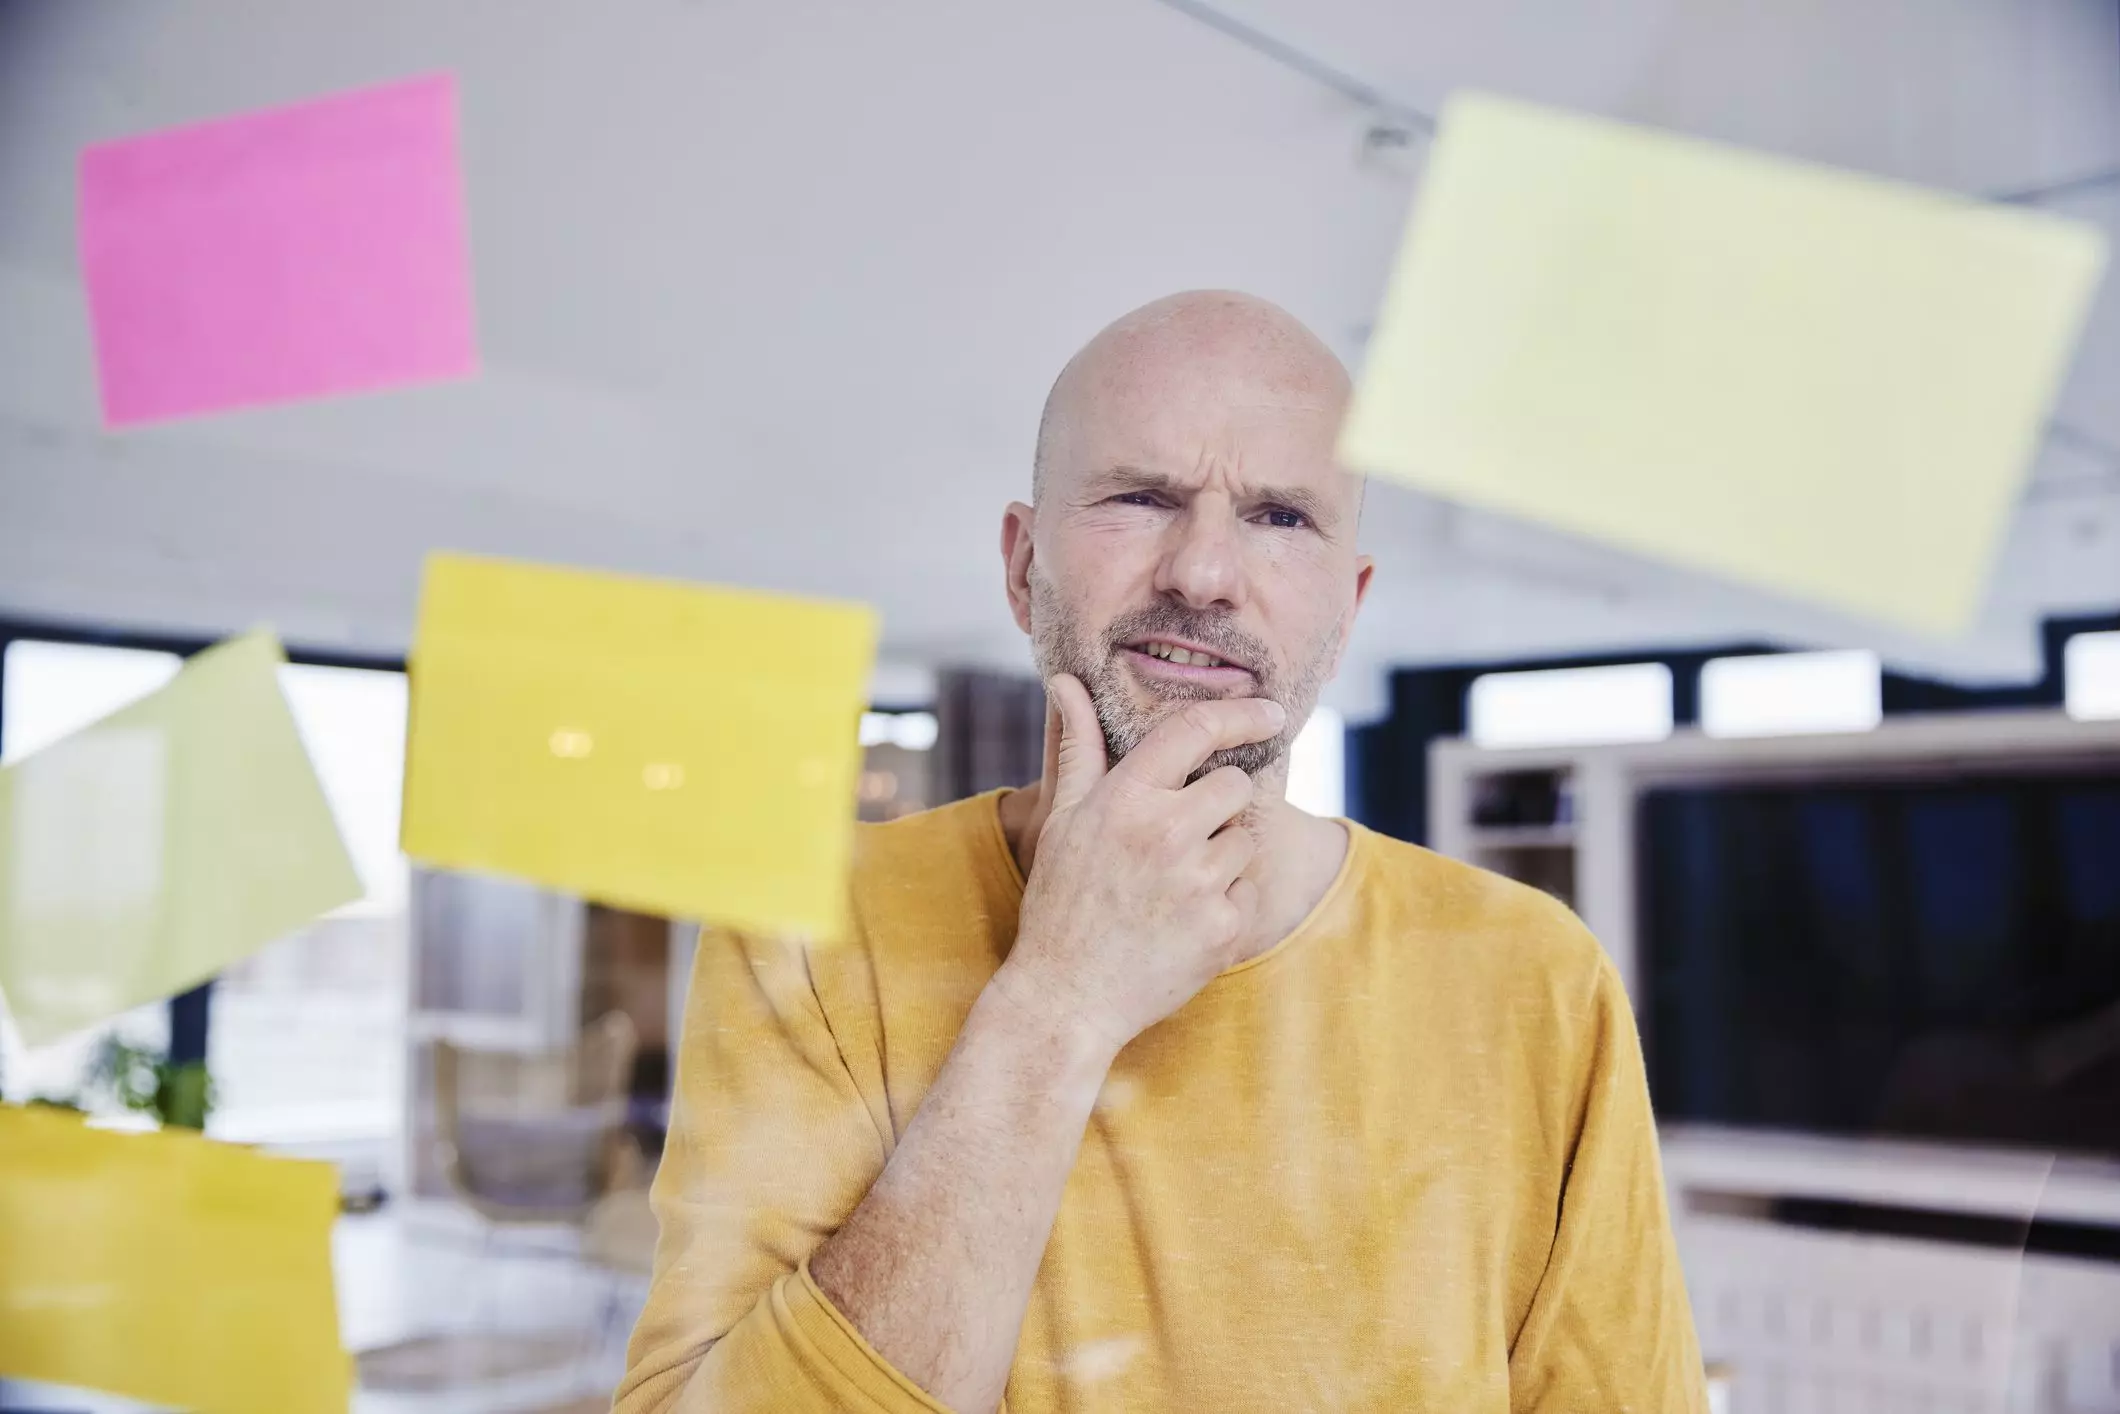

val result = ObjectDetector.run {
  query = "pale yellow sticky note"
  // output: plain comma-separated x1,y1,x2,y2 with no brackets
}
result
0,1103,350,1412
1339,91,2109,635
400,553,879,939
0,630,362,1046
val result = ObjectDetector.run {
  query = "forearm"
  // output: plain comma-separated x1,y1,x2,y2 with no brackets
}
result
808,969,1114,1413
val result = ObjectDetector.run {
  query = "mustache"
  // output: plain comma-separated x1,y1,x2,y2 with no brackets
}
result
1101,603,1274,680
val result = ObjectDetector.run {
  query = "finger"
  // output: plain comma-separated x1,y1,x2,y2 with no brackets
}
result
1225,873,1260,926
1175,764,1256,836
1045,673,1108,811
1118,698,1286,792
1200,821,1257,885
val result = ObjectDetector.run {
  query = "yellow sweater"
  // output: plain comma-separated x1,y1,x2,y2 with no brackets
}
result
616,792,1706,1412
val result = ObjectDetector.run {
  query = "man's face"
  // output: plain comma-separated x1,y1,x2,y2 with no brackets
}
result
1006,319,1372,786
1026,549,1335,780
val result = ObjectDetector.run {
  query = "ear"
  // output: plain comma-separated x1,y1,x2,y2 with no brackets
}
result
1324,554,1377,677
1001,500,1037,635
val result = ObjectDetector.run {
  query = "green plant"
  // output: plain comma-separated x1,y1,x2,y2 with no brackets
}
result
88,1036,215,1130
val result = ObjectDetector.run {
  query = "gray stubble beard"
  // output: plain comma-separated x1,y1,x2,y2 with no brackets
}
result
1026,564,1339,791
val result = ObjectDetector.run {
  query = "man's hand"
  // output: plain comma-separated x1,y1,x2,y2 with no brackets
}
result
994,673,1286,1057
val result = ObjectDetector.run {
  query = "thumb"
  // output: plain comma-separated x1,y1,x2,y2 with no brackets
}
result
1045,673,1108,811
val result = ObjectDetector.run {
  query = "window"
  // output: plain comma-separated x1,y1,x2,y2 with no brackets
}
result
0,641,182,1105
2065,630,2120,722
0,639,412,1160
1287,707,1345,819
1699,650,1882,739
1467,663,1674,750
277,665,411,915
860,710,939,751
1,640,181,763
208,664,409,1148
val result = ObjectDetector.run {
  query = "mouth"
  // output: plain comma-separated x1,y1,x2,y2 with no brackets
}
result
1119,637,1258,685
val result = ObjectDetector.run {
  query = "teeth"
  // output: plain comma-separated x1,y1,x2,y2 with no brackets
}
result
1143,643,1224,668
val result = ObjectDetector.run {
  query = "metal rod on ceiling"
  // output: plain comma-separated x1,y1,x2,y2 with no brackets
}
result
2023,422,2120,502
1990,166,2120,206
2048,421,2120,468
1152,1,2120,206
1145,0,1436,136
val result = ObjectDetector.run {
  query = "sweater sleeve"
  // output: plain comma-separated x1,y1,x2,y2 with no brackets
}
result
611,927,952,1414
1508,957,1710,1414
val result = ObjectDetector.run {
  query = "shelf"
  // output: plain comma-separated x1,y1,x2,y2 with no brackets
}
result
1662,1124,2120,1228
1466,824,1578,848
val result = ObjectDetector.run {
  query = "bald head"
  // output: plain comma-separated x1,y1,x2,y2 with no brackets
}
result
1003,289,1372,790
1032,290,1353,506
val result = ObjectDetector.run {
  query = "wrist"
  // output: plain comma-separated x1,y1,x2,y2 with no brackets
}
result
977,960,1122,1089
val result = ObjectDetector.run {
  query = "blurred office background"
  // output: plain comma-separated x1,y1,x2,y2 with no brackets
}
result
2,2,2119,1411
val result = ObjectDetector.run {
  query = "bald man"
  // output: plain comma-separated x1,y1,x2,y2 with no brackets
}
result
616,293,1706,1413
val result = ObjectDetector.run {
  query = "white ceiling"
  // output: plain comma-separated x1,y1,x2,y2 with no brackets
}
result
1,0,2116,717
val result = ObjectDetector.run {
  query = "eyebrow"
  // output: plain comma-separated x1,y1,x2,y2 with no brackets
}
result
1088,466,1340,530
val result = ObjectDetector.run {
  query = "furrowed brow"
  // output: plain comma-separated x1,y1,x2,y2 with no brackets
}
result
1082,465,1180,499
1083,466,1341,531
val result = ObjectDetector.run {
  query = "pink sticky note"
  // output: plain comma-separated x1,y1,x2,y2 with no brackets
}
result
79,73,476,427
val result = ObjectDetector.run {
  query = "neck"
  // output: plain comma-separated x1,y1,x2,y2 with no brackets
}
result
998,707,1348,963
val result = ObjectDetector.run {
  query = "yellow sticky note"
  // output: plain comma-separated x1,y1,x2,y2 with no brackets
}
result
0,630,363,1046
1339,92,2108,635
0,1103,350,1412
401,553,879,939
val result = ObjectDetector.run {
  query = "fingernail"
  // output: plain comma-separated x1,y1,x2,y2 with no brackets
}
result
1263,700,1287,727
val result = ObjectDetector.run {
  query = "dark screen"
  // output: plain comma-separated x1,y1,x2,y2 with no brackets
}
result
1641,772,2120,1157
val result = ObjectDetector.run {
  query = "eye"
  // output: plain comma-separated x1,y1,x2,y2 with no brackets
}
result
1109,491,1164,508
1255,505,1309,530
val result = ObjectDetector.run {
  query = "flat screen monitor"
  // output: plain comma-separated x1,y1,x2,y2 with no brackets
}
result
1640,768,2120,1158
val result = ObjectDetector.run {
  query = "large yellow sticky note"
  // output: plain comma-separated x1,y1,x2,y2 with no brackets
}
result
0,1104,350,1412
401,553,879,939
0,630,362,1046
1339,92,2108,635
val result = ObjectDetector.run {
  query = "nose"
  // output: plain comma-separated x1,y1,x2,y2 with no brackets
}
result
1153,497,1247,612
